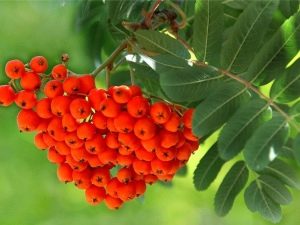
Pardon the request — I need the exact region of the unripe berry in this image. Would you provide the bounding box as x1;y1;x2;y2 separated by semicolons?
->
0;85;15;106
29;56;48;73
52;64;67;81
5;59;25;79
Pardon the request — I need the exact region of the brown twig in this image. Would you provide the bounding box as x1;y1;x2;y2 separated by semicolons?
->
92;40;128;76
144;0;163;28
192;61;300;133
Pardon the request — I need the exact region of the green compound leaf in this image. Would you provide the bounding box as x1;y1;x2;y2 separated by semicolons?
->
193;143;226;190
222;0;279;74
262;159;300;189
218;99;271;160
270;59;300;103
193;0;223;66
193;82;250;137
215;161;249;216
135;30;190;59
246;12;300;85
258;175;292;205
244;113;289;171
244;180;282;223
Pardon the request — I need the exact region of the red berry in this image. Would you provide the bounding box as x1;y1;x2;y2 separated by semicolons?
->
29;56;48;73
5;59;25;79
0;85;15;106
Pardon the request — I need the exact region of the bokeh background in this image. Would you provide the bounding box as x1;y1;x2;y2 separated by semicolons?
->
0;1;300;225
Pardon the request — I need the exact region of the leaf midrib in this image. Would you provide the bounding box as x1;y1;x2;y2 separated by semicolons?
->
251;16;300;82
266;166;299;188
227;0;273;71
217;164;246;213
195;88;246;128
135;31;186;59
251;120;286;168
222;103;269;153
258;178;290;203
195;152;220;189
257;184;278;221
273;72;300;100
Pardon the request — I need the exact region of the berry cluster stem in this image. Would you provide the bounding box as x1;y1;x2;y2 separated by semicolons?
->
92;40;128;77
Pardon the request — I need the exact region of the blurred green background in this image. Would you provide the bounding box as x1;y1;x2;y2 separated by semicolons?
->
0;1;300;225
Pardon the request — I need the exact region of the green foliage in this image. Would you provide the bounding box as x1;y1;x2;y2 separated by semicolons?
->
193;0;223;66
246;11;300;85
218;99;272;160
193;143;225;190
221;0;279;74
193;82;250;137
244;113;290;171
75;0;300;223
135;30;190;59
214;161;249;216
244;179;282;223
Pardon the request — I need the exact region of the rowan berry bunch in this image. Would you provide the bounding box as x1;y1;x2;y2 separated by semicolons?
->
0;56;200;209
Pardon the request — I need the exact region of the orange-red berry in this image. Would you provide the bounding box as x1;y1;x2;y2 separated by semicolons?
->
5;59;25;79
52;64;67;81
30;56;48;73
0;85;15;106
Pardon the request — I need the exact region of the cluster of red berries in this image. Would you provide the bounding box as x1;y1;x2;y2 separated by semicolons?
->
0;56;199;209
